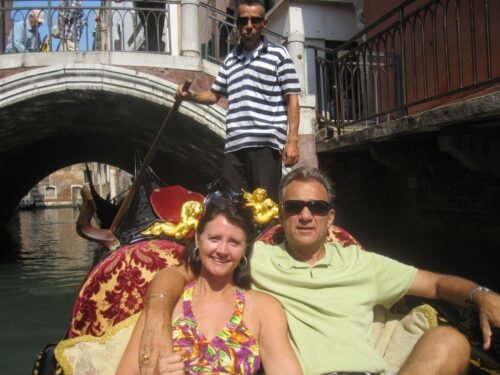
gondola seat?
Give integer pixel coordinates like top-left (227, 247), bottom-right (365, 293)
top-left (67, 239), bottom-right (185, 339)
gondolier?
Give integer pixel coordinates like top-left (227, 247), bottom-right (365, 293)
top-left (175, 0), bottom-right (301, 202)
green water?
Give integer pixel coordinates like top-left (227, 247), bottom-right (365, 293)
top-left (0, 208), bottom-right (96, 375)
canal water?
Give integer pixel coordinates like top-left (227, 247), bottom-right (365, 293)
top-left (0, 208), bottom-right (96, 375)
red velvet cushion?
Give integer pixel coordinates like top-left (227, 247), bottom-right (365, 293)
top-left (150, 185), bottom-right (204, 223)
top-left (68, 239), bottom-right (185, 338)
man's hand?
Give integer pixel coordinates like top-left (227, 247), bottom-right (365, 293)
top-left (158, 351), bottom-right (186, 375)
top-left (474, 291), bottom-right (500, 350)
top-left (139, 299), bottom-right (172, 375)
top-left (138, 266), bottom-right (194, 374)
top-left (282, 140), bottom-right (299, 167)
top-left (175, 83), bottom-right (191, 101)
top-left (174, 83), bottom-right (220, 105)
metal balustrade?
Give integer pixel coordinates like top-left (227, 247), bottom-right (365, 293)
top-left (311, 0), bottom-right (500, 139)
top-left (0, 1), bottom-right (179, 54)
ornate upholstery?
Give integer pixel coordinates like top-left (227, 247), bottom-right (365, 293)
top-left (68, 239), bottom-right (185, 338)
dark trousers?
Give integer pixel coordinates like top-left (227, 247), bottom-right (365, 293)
top-left (135, 1), bottom-right (166, 51)
top-left (223, 148), bottom-right (282, 202)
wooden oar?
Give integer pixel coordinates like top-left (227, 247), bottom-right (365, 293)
top-left (109, 79), bottom-right (192, 234)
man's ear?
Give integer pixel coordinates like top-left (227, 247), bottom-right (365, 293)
top-left (263, 18), bottom-right (268, 28)
top-left (278, 205), bottom-right (285, 224)
top-left (328, 208), bottom-right (335, 226)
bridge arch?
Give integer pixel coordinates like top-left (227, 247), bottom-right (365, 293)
top-left (0, 63), bottom-right (227, 219)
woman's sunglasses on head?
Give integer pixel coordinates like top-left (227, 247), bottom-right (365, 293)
top-left (237, 16), bottom-right (264, 27)
top-left (282, 200), bottom-right (331, 216)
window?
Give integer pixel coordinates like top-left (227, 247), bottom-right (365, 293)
top-left (45, 186), bottom-right (57, 199)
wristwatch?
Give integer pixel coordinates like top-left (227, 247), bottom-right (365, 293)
top-left (465, 285), bottom-right (492, 304)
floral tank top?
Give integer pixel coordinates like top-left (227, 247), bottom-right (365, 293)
top-left (172, 281), bottom-right (261, 374)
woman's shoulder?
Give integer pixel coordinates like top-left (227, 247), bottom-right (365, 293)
top-left (244, 290), bottom-right (283, 312)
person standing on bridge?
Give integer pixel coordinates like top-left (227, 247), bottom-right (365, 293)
top-left (175, 0), bottom-right (301, 202)
top-left (5, 9), bottom-right (45, 53)
top-left (56, 0), bottom-right (84, 51)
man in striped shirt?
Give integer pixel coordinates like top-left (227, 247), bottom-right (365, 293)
top-left (176, 0), bottom-right (301, 201)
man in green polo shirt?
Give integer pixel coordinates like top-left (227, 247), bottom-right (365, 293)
top-left (139, 166), bottom-right (500, 375)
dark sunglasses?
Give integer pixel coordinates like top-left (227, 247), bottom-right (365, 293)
top-left (236, 16), bottom-right (264, 27)
top-left (282, 200), bottom-right (331, 216)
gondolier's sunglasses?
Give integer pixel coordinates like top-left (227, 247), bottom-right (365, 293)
top-left (282, 200), bottom-right (331, 216)
top-left (236, 16), bottom-right (264, 27)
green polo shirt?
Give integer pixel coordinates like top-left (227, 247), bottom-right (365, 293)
top-left (251, 241), bottom-right (417, 375)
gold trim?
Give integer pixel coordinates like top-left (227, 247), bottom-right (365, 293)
top-left (413, 304), bottom-right (439, 328)
top-left (54, 313), bottom-right (140, 375)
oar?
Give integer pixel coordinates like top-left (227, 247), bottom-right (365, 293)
top-left (109, 79), bottom-right (192, 234)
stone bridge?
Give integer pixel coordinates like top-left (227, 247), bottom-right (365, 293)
top-left (0, 52), bottom-right (234, 219)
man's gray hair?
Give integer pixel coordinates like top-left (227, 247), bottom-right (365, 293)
top-left (279, 166), bottom-right (335, 205)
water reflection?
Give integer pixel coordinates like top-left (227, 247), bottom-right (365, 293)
top-left (0, 208), bottom-right (96, 375)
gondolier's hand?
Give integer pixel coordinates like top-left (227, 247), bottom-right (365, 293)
top-left (175, 83), bottom-right (191, 101)
top-left (473, 290), bottom-right (500, 350)
top-left (282, 139), bottom-right (299, 167)
top-left (139, 298), bottom-right (172, 375)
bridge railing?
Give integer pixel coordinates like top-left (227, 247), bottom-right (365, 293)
top-left (0, 1), bottom-right (180, 54)
top-left (0, 1), bottom-right (285, 58)
top-left (311, 0), bottom-right (500, 139)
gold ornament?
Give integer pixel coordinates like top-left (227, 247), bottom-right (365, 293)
top-left (243, 188), bottom-right (279, 225)
top-left (141, 200), bottom-right (204, 239)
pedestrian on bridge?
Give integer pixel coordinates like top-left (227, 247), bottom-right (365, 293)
top-left (57, 0), bottom-right (85, 51)
top-left (5, 9), bottom-right (45, 53)
top-left (175, 0), bottom-right (301, 202)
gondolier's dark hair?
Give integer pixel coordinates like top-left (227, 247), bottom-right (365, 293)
top-left (279, 166), bottom-right (336, 205)
top-left (237, 0), bottom-right (266, 15)
top-left (184, 199), bottom-right (256, 289)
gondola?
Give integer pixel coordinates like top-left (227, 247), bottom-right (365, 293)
top-left (31, 165), bottom-right (500, 375)
top-left (31, 81), bottom-right (499, 375)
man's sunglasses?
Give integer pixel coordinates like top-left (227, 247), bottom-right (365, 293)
top-left (282, 200), bottom-right (331, 216)
top-left (236, 17), bottom-right (264, 27)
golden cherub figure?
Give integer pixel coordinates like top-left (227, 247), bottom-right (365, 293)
top-left (243, 188), bottom-right (279, 225)
top-left (141, 200), bottom-right (204, 239)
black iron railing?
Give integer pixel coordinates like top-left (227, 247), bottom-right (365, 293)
top-left (311, 0), bottom-right (500, 138)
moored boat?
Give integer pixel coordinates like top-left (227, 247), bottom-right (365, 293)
top-left (19, 194), bottom-right (36, 210)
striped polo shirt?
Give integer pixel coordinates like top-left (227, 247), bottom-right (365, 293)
top-left (211, 39), bottom-right (301, 154)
